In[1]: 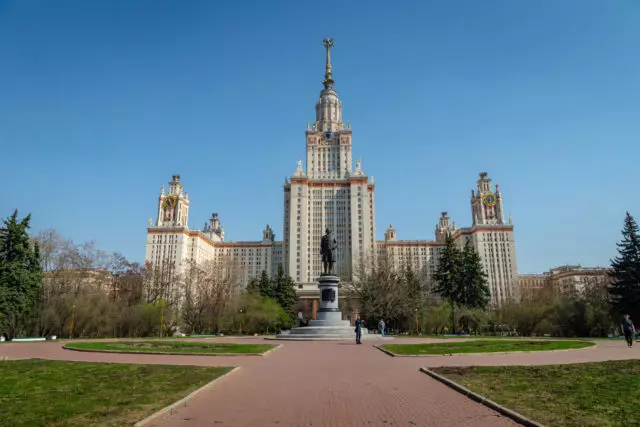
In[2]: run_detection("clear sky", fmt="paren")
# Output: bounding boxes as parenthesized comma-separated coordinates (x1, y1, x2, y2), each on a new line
(1, 1, 639, 273)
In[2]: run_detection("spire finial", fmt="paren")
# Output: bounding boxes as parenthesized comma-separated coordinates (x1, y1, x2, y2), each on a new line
(322, 38, 335, 89)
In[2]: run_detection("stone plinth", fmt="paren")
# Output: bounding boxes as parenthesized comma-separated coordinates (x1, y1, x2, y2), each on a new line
(313, 275, 343, 326)
(272, 274, 369, 341)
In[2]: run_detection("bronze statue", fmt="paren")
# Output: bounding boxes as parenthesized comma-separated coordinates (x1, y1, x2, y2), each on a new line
(320, 228, 338, 275)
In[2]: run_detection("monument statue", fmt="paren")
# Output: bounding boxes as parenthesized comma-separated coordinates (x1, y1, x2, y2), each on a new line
(320, 228, 338, 275)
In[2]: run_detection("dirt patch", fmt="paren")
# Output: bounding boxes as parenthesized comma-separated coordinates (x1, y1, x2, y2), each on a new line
(432, 366, 474, 376)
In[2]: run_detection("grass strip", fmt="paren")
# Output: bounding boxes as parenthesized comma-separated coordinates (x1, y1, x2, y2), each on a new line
(0, 359, 231, 426)
(381, 339, 593, 355)
(432, 360, 640, 426)
(65, 340, 275, 355)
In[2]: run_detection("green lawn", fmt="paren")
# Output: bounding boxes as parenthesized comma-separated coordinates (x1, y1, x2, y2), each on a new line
(400, 334, 620, 340)
(0, 359, 232, 426)
(65, 340, 275, 355)
(381, 339, 593, 355)
(432, 360, 640, 426)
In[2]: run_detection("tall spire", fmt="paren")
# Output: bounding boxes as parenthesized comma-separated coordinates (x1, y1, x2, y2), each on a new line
(322, 38, 335, 89)
(315, 37, 342, 133)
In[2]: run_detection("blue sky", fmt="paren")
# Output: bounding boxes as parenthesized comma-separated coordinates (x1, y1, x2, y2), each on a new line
(1, 1, 639, 273)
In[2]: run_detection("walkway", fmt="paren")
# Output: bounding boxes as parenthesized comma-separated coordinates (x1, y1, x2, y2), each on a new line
(2, 338, 638, 426)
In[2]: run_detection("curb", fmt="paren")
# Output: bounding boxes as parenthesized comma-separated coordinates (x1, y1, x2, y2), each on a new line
(419, 367, 544, 427)
(373, 341, 595, 357)
(134, 366, 241, 427)
(261, 344, 282, 357)
(62, 344, 272, 357)
(373, 345, 397, 357)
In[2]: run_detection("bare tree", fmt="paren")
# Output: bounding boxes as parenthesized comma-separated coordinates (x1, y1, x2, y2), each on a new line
(583, 273, 612, 303)
(35, 233, 116, 337)
(350, 253, 429, 330)
(182, 256, 243, 334)
(32, 229, 64, 272)
(143, 258, 182, 307)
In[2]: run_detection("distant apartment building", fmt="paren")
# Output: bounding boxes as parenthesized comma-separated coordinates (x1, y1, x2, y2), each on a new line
(518, 265, 611, 300)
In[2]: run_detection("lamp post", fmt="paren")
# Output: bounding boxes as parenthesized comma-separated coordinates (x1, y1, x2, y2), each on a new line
(238, 307, 244, 335)
(414, 308, 419, 335)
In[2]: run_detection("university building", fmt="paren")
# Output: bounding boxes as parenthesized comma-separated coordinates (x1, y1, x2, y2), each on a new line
(145, 39, 520, 308)
(518, 265, 611, 300)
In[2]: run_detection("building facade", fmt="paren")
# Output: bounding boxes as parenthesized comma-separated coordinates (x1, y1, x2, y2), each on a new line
(377, 172, 519, 307)
(145, 176, 283, 286)
(518, 265, 611, 300)
(144, 39, 520, 307)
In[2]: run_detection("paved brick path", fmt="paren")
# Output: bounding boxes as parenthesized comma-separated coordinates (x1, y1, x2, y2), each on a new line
(1, 337, 638, 426)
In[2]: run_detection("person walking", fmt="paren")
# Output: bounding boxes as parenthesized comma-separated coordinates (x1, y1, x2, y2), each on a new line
(298, 311, 304, 328)
(379, 318, 386, 337)
(355, 316, 362, 344)
(622, 314, 636, 348)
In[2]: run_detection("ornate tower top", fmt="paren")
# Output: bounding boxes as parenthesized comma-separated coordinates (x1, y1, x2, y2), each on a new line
(168, 174, 183, 195)
(314, 38, 343, 133)
(156, 174, 189, 228)
(322, 38, 335, 90)
(476, 172, 492, 194)
(471, 172, 505, 226)
(263, 224, 275, 242)
(384, 224, 397, 241)
(435, 211, 456, 243)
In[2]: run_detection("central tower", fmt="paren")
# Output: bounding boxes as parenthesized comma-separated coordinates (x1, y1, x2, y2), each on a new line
(283, 38, 376, 287)
(307, 38, 352, 180)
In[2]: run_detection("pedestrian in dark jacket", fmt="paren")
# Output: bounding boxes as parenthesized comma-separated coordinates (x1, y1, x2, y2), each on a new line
(355, 316, 362, 344)
(622, 314, 636, 348)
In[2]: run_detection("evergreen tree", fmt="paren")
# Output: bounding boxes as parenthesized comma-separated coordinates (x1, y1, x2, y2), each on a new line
(272, 264, 299, 321)
(433, 235, 490, 332)
(403, 262, 422, 306)
(258, 269, 275, 299)
(433, 233, 462, 331)
(402, 262, 426, 332)
(608, 212, 640, 322)
(458, 241, 491, 310)
(0, 210, 43, 340)
(246, 277, 260, 295)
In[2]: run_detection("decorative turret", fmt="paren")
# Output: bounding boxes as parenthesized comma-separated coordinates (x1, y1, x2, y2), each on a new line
(384, 224, 397, 241)
(263, 224, 275, 242)
(203, 213, 224, 241)
(352, 158, 365, 176)
(156, 174, 190, 228)
(210, 213, 220, 231)
(292, 160, 306, 178)
(471, 172, 505, 225)
(169, 174, 182, 196)
(435, 211, 456, 243)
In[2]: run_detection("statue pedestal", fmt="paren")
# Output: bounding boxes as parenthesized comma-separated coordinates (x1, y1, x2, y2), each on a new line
(271, 274, 371, 341)
(311, 275, 344, 326)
